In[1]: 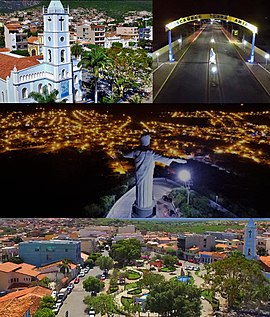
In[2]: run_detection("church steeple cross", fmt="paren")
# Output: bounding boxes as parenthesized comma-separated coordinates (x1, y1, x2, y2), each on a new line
(59, 16, 64, 31)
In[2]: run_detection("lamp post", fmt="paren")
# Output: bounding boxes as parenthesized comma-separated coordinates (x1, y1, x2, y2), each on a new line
(178, 170, 191, 205)
(265, 53, 269, 68)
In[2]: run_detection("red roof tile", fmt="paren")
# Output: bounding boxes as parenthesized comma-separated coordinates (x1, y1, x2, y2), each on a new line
(0, 53, 42, 80)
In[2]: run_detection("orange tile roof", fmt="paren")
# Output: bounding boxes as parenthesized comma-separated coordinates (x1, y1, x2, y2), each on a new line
(216, 243, 229, 249)
(5, 23, 22, 30)
(260, 256, 270, 268)
(0, 286, 51, 302)
(0, 53, 42, 80)
(0, 286, 51, 317)
(27, 36, 39, 44)
(0, 262, 20, 273)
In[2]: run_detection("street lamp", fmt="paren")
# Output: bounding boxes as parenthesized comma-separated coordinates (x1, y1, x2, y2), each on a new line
(265, 53, 269, 67)
(243, 40, 247, 51)
(178, 37, 182, 50)
(178, 169, 191, 205)
(156, 52, 160, 65)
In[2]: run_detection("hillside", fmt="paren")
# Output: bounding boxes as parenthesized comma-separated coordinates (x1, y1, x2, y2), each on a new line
(0, 0, 42, 12)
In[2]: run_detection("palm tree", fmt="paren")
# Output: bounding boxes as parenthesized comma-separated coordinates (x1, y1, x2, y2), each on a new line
(78, 47, 113, 103)
(71, 41, 83, 59)
(58, 259, 71, 277)
(28, 85, 59, 104)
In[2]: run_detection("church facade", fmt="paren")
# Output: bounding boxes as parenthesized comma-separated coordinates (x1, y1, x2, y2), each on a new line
(0, 0, 82, 103)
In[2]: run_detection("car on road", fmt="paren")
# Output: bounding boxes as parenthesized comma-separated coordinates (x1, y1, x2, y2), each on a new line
(51, 290, 58, 299)
(78, 271, 85, 277)
(74, 277, 80, 284)
(88, 307, 95, 316)
(100, 274, 106, 281)
(53, 302, 62, 315)
(91, 291, 97, 296)
(67, 283, 74, 294)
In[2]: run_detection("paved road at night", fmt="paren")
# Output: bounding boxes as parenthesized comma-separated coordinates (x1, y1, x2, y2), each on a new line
(154, 23, 270, 103)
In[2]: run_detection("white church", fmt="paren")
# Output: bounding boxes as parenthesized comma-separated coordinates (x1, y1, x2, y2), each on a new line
(0, 0, 83, 103)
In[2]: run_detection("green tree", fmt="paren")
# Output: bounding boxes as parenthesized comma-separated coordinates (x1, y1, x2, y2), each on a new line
(39, 295, 56, 310)
(112, 42, 123, 48)
(145, 279, 201, 317)
(88, 252, 102, 263)
(33, 308, 55, 317)
(71, 41, 83, 58)
(7, 256, 23, 264)
(28, 85, 59, 104)
(57, 259, 71, 276)
(83, 276, 104, 293)
(204, 252, 270, 310)
(78, 47, 113, 103)
(162, 254, 178, 267)
(110, 238, 141, 267)
(95, 256, 114, 270)
(84, 293, 118, 317)
(140, 271, 165, 290)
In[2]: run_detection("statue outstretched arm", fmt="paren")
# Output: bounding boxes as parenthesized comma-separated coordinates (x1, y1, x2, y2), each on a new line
(154, 153, 187, 166)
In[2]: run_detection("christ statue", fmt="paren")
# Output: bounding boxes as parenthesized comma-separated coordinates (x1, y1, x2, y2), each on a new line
(122, 133, 188, 217)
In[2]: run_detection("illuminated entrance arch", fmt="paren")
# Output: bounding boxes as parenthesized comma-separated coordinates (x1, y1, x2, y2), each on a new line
(165, 13, 258, 63)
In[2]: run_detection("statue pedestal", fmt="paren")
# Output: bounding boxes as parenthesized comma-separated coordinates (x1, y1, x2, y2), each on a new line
(132, 202, 156, 218)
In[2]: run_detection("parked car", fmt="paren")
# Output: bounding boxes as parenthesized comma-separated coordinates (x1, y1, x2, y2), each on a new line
(78, 271, 85, 277)
(53, 302, 62, 315)
(100, 274, 105, 281)
(91, 291, 97, 296)
(89, 307, 95, 316)
(74, 277, 80, 284)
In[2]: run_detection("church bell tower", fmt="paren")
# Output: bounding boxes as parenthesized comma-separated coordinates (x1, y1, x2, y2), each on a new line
(43, 0, 73, 101)
(243, 218, 257, 260)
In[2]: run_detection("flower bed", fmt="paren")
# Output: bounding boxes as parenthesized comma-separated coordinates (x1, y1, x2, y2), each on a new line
(127, 270, 141, 280)
(127, 288, 142, 295)
(159, 266, 176, 272)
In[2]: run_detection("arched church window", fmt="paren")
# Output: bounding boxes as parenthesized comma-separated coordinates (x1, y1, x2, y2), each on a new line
(1, 91, 4, 102)
(48, 84, 52, 94)
(48, 49, 52, 62)
(38, 83, 42, 93)
(48, 36, 51, 42)
(22, 88, 28, 99)
(74, 75, 78, 84)
(60, 36, 64, 42)
(61, 50, 65, 63)
(248, 248, 251, 255)
(62, 69, 66, 78)
(48, 17, 52, 22)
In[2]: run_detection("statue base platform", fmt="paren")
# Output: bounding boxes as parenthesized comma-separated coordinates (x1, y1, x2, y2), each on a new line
(132, 203, 156, 218)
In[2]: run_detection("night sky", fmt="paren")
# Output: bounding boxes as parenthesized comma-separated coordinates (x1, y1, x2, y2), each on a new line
(154, 0, 270, 50)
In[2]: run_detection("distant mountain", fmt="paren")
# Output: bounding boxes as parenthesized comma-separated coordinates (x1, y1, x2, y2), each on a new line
(0, 0, 42, 12)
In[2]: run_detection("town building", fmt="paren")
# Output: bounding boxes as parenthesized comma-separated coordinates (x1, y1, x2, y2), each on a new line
(0, 262, 43, 291)
(177, 233, 216, 252)
(0, 0, 82, 103)
(76, 24, 105, 46)
(116, 26, 138, 41)
(4, 23, 28, 51)
(19, 239, 82, 267)
(139, 26, 153, 41)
